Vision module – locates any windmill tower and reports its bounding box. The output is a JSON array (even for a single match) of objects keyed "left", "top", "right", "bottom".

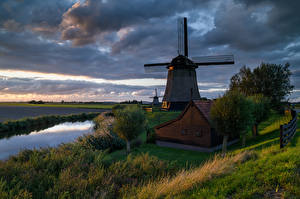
[
  {"left": 150, "top": 88, "right": 163, "bottom": 106},
  {"left": 144, "top": 17, "right": 234, "bottom": 111}
]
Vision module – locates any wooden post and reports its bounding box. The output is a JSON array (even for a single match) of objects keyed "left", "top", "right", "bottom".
[{"left": 280, "top": 125, "right": 283, "bottom": 149}]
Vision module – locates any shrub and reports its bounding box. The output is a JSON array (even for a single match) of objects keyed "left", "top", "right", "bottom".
[
  {"left": 146, "top": 128, "right": 156, "bottom": 144},
  {"left": 248, "top": 94, "right": 270, "bottom": 136},
  {"left": 131, "top": 138, "right": 143, "bottom": 149},
  {"left": 79, "top": 114, "right": 125, "bottom": 152},
  {"left": 77, "top": 132, "right": 125, "bottom": 152},
  {"left": 113, "top": 105, "right": 147, "bottom": 154},
  {"left": 211, "top": 91, "right": 254, "bottom": 153}
]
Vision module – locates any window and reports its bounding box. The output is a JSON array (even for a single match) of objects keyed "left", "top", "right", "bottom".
[{"left": 196, "top": 131, "right": 202, "bottom": 137}]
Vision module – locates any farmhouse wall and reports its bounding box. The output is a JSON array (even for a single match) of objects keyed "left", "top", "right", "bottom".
[{"left": 155, "top": 104, "right": 212, "bottom": 147}]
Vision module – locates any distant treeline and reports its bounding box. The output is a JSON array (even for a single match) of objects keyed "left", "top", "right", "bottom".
[
  {"left": 120, "top": 100, "right": 143, "bottom": 104},
  {"left": 0, "top": 112, "right": 100, "bottom": 139},
  {"left": 28, "top": 100, "right": 45, "bottom": 104}
]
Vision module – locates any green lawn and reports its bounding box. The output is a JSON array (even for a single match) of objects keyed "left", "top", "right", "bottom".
[
  {"left": 123, "top": 113, "right": 300, "bottom": 198},
  {"left": 107, "top": 110, "right": 293, "bottom": 168},
  {"left": 0, "top": 102, "right": 114, "bottom": 109}
]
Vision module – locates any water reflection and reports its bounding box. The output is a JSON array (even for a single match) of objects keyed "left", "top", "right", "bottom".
[{"left": 0, "top": 121, "right": 94, "bottom": 160}]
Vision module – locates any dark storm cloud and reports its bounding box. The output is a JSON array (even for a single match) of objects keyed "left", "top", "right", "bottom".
[
  {"left": 0, "top": 0, "right": 299, "bottom": 101},
  {"left": 237, "top": 0, "right": 300, "bottom": 36},
  {"left": 60, "top": 0, "right": 214, "bottom": 45},
  {"left": 202, "top": 0, "right": 300, "bottom": 51},
  {"left": 0, "top": 0, "right": 72, "bottom": 34}
]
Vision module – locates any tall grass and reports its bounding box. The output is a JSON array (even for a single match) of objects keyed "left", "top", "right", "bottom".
[
  {"left": 77, "top": 114, "right": 125, "bottom": 152},
  {"left": 122, "top": 151, "right": 257, "bottom": 199}
]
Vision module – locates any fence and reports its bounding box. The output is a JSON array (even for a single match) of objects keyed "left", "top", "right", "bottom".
[{"left": 280, "top": 110, "right": 297, "bottom": 148}]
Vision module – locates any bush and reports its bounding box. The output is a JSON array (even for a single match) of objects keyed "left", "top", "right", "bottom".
[
  {"left": 77, "top": 132, "right": 125, "bottom": 152},
  {"left": 80, "top": 114, "right": 125, "bottom": 152},
  {"left": 131, "top": 138, "right": 143, "bottom": 149},
  {"left": 248, "top": 94, "right": 270, "bottom": 136},
  {"left": 211, "top": 91, "right": 254, "bottom": 153},
  {"left": 146, "top": 128, "right": 156, "bottom": 144},
  {"left": 113, "top": 105, "right": 147, "bottom": 154}
]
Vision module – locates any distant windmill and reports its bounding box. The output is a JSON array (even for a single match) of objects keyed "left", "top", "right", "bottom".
[
  {"left": 144, "top": 17, "right": 234, "bottom": 110},
  {"left": 149, "top": 88, "right": 163, "bottom": 106}
]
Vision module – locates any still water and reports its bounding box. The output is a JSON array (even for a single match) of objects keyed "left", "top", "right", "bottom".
[{"left": 0, "top": 121, "right": 94, "bottom": 160}]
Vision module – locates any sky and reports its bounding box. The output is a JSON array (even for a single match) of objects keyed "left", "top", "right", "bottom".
[{"left": 0, "top": 0, "right": 299, "bottom": 102}]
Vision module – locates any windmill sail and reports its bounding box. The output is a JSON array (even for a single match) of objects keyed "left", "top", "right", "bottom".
[
  {"left": 192, "top": 55, "right": 234, "bottom": 65},
  {"left": 177, "top": 18, "right": 184, "bottom": 55},
  {"left": 144, "top": 64, "right": 169, "bottom": 73}
]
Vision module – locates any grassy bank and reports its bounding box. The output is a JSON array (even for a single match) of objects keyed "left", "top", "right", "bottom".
[
  {"left": 0, "top": 112, "right": 100, "bottom": 139},
  {"left": 0, "top": 111, "right": 298, "bottom": 198}
]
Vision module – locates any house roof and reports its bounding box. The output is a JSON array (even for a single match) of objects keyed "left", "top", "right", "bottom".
[
  {"left": 193, "top": 100, "right": 214, "bottom": 121},
  {"left": 155, "top": 100, "right": 214, "bottom": 129}
]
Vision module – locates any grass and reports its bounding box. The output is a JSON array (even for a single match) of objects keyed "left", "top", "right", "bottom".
[
  {"left": 0, "top": 110, "right": 298, "bottom": 198},
  {"left": 123, "top": 114, "right": 300, "bottom": 199},
  {"left": 146, "top": 111, "right": 181, "bottom": 128},
  {"left": 173, "top": 132, "right": 300, "bottom": 199},
  {"left": 0, "top": 102, "right": 114, "bottom": 109},
  {"left": 108, "top": 110, "right": 291, "bottom": 168},
  {"left": 123, "top": 151, "right": 257, "bottom": 199},
  {"left": 105, "top": 143, "right": 213, "bottom": 167},
  {"left": 228, "top": 110, "right": 292, "bottom": 153}
]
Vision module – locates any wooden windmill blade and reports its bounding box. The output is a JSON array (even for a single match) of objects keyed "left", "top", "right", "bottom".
[
  {"left": 192, "top": 55, "right": 234, "bottom": 66},
  {"left": 144, "top": 63, "right": 170, "bottom": 73}
]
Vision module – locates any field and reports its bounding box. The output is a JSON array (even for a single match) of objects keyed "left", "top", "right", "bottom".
[
  {"left": 0, "top": 102, "right": 114, "bottom": 109},
  {"left": 0, "top": 103, "right": 112, "bottom": 122},
  {"left": 0, "top": 110, "right": 298, "bottom": 198}
]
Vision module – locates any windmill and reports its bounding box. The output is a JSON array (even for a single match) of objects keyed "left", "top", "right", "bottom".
[
  {"left": 144, "top": 17, "right": 234, "bottom": 111},
  {"left": 149, "top": 88, "right": 163, "bottom": 106}
]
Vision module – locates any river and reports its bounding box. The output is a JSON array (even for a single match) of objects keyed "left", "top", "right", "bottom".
[{"left": 0, "top": 120, "right": 94, "bottom": 160}]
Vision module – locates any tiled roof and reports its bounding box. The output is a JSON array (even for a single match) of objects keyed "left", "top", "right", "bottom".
[
  {"left": 193, "top": 100, "right": 214, "bottom": 121},
  {"left": 155, "top": 100, "right": 214, "bottom": 129}
]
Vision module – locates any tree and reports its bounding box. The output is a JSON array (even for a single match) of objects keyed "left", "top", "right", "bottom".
[
  {"left": 230, "top": 63, "right": 294, "bottom": 110},
  {"left": 113, "top": 105, "right": 146, "bottom": 154},
  {"left": 230, "top": 66, "right": 255, "bottom": 96},
  {"left": 211, "top": 91, "right": 254, "bottom": 153},
  {"left": 248, "top": 94, "right": 270, "bottom": 136}
]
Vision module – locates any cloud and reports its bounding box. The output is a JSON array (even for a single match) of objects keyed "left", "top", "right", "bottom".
[
  {"left": 0, "top": 0, "right": 72, "bottom": 35},
  {"left": 0, "top": 0, "right": 299, "bottom": 102},
  {"left": 202, "top": 0, "right": 300, "bottom": 52},
  {"left": 60, "top": 0, "right": 214, "bottom": 46}
]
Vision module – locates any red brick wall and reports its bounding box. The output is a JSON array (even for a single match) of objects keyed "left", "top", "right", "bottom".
[{"left": 155, "top": 105, "right": 212, "bottom": 147}]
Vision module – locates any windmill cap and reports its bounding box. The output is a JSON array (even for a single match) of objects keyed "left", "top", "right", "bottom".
[{"left": 168, "top": 55, "right": 197, "bottom": 69}]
